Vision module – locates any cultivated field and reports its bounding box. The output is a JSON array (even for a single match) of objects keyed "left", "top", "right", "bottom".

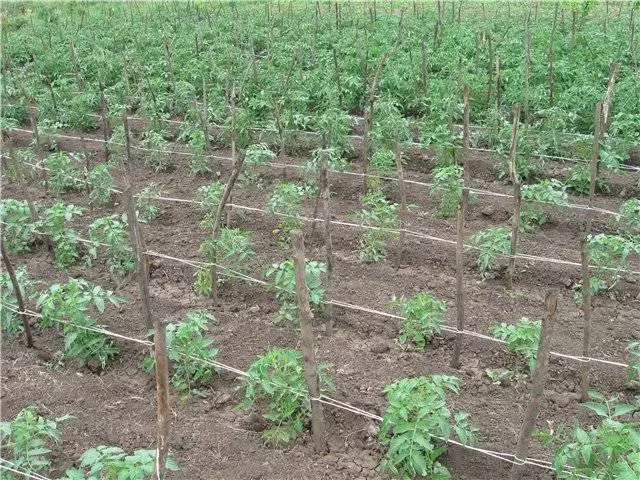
[{"left": 1, "top": 2, "right": 639, "bottom": 480}]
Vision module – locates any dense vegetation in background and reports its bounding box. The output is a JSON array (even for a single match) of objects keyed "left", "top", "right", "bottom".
[{"left": 1, "top": 1, "right": 639, "bottom": 162}]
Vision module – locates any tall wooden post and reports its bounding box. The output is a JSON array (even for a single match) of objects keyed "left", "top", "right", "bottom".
[
  {"left": 580, "top": 102, "right": 602, "bottom": 400},
  {"left": 506, "top": 105, "right": 521, "bottom": 291},
  {"left": 122, "top": 113, "right": 170, "bottom": 479},
  {"left": 451, "top": 85, "right": 470, "bottom": 369},
  {"left": 291, "top": 230, "right": 329, "bottom": 454},
  {"left": 523, "top": 11, "right": 531, "bottom": 130},
  {"left": 394, "top": 137, "right": 407, "bottom": 270},
  {"left": 510, "top": 292, "right": 558, "bottom": 480},
  {"left": 320, "top": 151, "right": 334, "bottom": 335},
  {"left": 0, "top": 241, "right": 34, "bottom": 348}
]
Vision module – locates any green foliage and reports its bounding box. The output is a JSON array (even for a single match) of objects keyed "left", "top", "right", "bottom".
[
  {"left": 1, "top": 267, "right": 38, "bottom": 338},
  {"left": 136, "top": 183, "right": 163, "bottom": 223},
  {"left": 195, "top": 182, "right": 224, "bottom": 230},
  {"left": 37, "top": 279, "right": 125, "bottom": 369},
  {"left": 0, "top": 406, "right": 71, "bottom": 477},
  {"left": 266, "top": 182, "right": 306, "bottom": 244},
  {"left": 490, "top": 318, "right": 541, "bottom": 373},
  {"left": 469, "top": 227, "right": 511, "bottom": 275},
  {"left": 431, "top": 164, "right": 463, "bottom": 218},
  {"left": 391, "top": 291, "right": 447, "bottom": 349},
  {"left": 617, "top": 199, "right": 640, "bottom": 235},
  {"left": 144, "top": 309, "right": 218, "bottom": 397},
  {"left": 44, "top": 151, "right": 84, "bottom": 193},
  {"left": 86, "top": 164, "right": 114, "bottom": 205},
  {"left": 587, "top": 233, "right": 639, "bottom": 290},
  {"left": 88, "top": 214, "right": 134, "bottom": 276},
  {"left": 497, "top": 155, "right": 543, "bottom": 183},
  {"left": 245, "top": 143, "right": 276, "bottom": 167},
  {"left": 0, "top": 199, "right": 38, "bottom": 253},
  {"left": 195, "top": 228, "right": 255, "bottom": 296},
  {"left": 60, "top": 445, "right": 178, "bottom": 480},
  {"left": 264, "top": 259, "right": 326, "bottom": 325},
  {"left": 237, "top": 347, "right": 333, "bottom": 446},
  {"left": 352, "top": 192, "right": 400, "bottom": 262},
  {"left": 40, "top": 202, "right": 84, "bottom": 269},
  {"left": 520, "top": 179, "right": 568, "bottom": 232},
  {"left": 140, "top": 129, "right": 170, "bottom": 172},
  {"left": 537, "top": 392, "right": 640, "bottom": 479},
  {"left": 379, "top": 376, "right": 477, "bottom": 480},
  {"left": 565, "top": 165, "right": 610, "bottom": 195},
  {"left": 316, "top": 107, "right": 353, "bottom": 155}
]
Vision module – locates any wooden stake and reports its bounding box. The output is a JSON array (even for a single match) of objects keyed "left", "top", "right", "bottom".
[
  {"left": 0, "top": 241, "right": 34, "bottom": 348},
  {"left": 579, "top": 240, "right": 592, "bottom": 401},
  {"left": 602, "top": 63, "right": 619, "bottom": 130},
  {"left": 580, "top": 102, "right": 602, "bottom": 400},
  {"left": 210, "top": 151, "right": 245, "bottom": 305},
  {"left": 524, "top": 11, "right": 531, "bottom": 130},
  {"left": 548, "top": 4, "right": 559, "bottom": 106},
  {"left": 591, "top": 102, "right": 603, "bottom": 201},
  {"left": 506, "top": 104, "right": 521, "bottom": 291},
  {"left": 122, "top": 114, "right": 152, "bottom": 330},
  {"left": 163, "top": 38, "right": 176, "bottom": 112},
  {"left": 320, "top": 151, "right": 334, "bottom": 336},
  {"left": 394, "top": 137, "right": 407, "bottom": 270},
  {"left": 510, "top": 291, "right": 558, "bottom": 480},
  {"left": 451, "top": 85, "right": 470, "bottom": 369},
  {"left": 122, "top": 113, "right": 170, "bottom": 479},
  {"left": 332, "top": 47, "right": 344, "bottom": 109},
  {"left": 99, "top": 89, "right": 110, "bottom": 164},
  {"left": 291, "top": 230, "right": 328, "bottom": 454},
  {"left": 486, "top": 32, "right": 493, "bottom": 104}
]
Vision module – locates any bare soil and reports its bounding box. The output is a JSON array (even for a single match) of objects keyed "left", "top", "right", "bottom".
[{"left": 2, "top": 126, "right": 639, "bottom": 480}]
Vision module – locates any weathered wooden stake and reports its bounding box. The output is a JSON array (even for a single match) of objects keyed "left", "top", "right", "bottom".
[
  {"left": 210, "top": 151, "right": 245, "bottom": 305},
  {"left": 523, "top": 11, "right": 531, "bottom": 130},
  {"left": 394, "top": 138, "right": 407, "bottom": 270},
  {"left": 450, "top": 85, "right": 470, "bottom": 369},
  {"left": 99, "top": 89, "right": 110, "bottom": 164},
  {"left": 510, "top": 291, "right": 558, "bottom": 480},
  {"left": 580, "top": 102, "right": 602, "bottom": 400},
  {"left": 601, "top": 63, "right": 619, "bottom": 130},
  {"left": 548, "top": 4, "right": 559, "bottom": 106},
  {"left": 579, "top": 240, "right": 592, "bottom": 401},
  {"left": 0, "top": 241, "right": 34, "bottom": 348},
  {"left": 291, "top": 230, "right": 329, "bottom": 454},
  {"left": 320, "top": 151, "right": 334, "bottom": 336},
  {"left": 122, "top": 113, "right": 170, "bottom": 479},
  {"left": 506, "top": 104, "right": 521, "bottom": 291},
  {"left": 332, "top": 47, "right": 344, "bottom": 109}
]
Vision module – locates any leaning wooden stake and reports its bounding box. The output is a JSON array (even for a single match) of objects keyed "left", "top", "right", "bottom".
[
  {"left": 291, "top": 230, "right": 329, "bottom": 454},
  {"left": 394, "top": 137, "right": 407, "bottom": 270},
  {"left": 0, "top": 241, "right": 34, "bottom": 348},
  {"left": 210, "top": 152, "right": 245, "bottom": 305},
  {"left": 506, "top": 104, "right": 522, "bottom": 291},
  {"left": 510, "top": 291, "right": 558, "bottom": 480},
  {"left": 122, "top": 113, "right": 170, "bottom": 479},
  {"left": 450, "top": 85, "right": 470, "bottom": 369},
  {"left": 580, "top": 102, "right": 602, "bottom": 400}
]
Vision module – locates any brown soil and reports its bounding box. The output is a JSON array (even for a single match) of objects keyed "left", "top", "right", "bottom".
[{"left": 2, "top": 126, "right": 639, "bottom": 480}]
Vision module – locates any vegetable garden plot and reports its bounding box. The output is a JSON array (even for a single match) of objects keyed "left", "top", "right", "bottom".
[{"left": 2, "top": 1, "right": 640, "bottom": 480}]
